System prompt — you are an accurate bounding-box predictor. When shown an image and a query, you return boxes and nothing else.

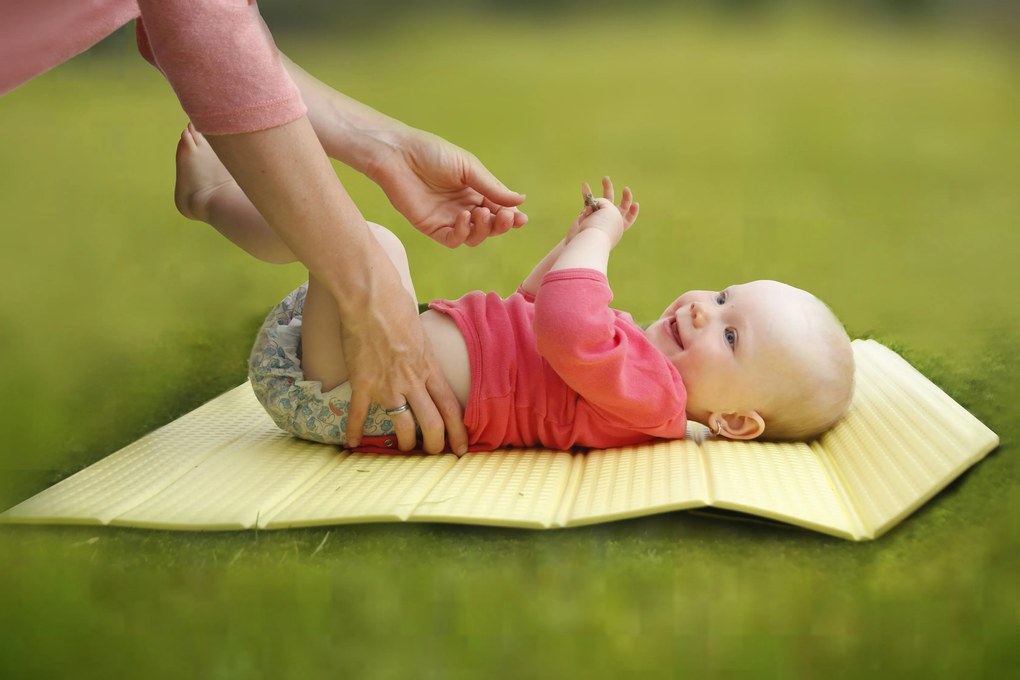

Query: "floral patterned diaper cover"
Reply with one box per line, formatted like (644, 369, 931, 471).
(248, 283, 398, 445)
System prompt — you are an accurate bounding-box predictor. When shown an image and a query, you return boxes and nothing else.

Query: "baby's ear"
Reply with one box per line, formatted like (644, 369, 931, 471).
(713, 411, 765, 440)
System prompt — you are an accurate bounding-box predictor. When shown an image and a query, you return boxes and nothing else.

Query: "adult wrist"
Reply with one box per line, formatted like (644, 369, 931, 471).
(314, 239, 407, 319)
(319, 106, 412, 179)
(357, 125, 420, 184)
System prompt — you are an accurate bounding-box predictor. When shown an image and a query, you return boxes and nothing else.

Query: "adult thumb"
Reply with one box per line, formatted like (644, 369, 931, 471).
(465, 161, 525, 207)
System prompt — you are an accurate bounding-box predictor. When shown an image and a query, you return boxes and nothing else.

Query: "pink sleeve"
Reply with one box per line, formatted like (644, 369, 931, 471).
(135, 0, 306, 135)
(515, 285, 536, 303)
(533, 269, 687, 430)
(0, 0, 140, 96)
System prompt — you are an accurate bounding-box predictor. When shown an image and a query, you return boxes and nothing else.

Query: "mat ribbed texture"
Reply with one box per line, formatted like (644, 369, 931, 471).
(1, 341, 998, 539)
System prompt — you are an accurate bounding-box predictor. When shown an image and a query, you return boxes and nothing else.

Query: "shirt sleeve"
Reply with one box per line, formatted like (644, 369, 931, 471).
(135, 0, 306, 135)
(533, 268, 686, 431)
(515, 285, 536, 303)
(0, 0, 140, 96)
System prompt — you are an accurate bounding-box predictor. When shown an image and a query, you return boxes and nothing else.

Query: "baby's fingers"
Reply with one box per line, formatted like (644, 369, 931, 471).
(624, 201, 640, 228)
(581, 181, 603, 214)
(619, 186, 633, 213)
(601, 176, 615, 203)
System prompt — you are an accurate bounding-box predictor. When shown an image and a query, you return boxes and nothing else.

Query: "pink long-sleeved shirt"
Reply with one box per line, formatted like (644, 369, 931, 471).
(1, 0, 305, 134)
(424, 269, 688, 451)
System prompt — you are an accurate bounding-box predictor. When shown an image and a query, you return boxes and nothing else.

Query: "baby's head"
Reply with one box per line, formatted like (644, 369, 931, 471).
(645, 280, 854, 441)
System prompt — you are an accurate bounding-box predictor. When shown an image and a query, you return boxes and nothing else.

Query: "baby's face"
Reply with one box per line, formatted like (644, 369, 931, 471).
(644, 280, 819, 420)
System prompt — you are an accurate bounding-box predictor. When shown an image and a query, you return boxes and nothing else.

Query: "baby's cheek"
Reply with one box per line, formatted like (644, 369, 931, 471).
(674, 352, 715, 388)
(672, 355, 695, 381)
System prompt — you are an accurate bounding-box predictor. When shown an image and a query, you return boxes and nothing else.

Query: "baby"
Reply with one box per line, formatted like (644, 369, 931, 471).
(176, 131, 854, 453)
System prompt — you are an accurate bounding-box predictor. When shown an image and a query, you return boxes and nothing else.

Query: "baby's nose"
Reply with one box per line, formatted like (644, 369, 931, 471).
(690, 302, 705, 328)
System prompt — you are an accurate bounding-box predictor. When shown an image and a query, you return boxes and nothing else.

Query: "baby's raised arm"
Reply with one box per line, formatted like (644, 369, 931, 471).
(520, 177, 638, 294)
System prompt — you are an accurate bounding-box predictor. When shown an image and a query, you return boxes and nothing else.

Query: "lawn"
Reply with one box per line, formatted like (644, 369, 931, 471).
(1, 6, 1017, 678)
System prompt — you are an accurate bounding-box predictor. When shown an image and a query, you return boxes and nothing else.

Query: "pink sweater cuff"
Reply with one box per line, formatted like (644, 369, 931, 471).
(136, 0, 306, 135)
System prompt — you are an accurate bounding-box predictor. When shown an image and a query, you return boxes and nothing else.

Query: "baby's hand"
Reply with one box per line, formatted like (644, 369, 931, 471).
(566, 176, 639, 248)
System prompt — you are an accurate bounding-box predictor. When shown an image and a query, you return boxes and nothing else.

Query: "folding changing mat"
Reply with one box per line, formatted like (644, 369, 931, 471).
(0, 340, 999, 540)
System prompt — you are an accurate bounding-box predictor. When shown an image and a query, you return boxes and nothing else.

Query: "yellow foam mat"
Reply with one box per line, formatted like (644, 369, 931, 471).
(1, 340, 999, 540)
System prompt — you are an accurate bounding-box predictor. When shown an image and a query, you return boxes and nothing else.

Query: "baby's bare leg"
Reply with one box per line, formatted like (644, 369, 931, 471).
(174, 124, 298, 264)
(302, 223, 418, 390)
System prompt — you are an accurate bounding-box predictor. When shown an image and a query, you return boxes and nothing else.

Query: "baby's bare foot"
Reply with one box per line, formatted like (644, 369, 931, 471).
(174, 124, 236, 223)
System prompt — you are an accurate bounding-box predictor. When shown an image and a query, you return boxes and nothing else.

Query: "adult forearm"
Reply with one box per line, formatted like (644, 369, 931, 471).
(281, 55, 410, 176)
(205, 115, 388, 309)
(208, 115, 465, 454)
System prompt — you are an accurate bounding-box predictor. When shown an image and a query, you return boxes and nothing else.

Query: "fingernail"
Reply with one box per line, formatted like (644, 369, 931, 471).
(457, 444, 468, 456)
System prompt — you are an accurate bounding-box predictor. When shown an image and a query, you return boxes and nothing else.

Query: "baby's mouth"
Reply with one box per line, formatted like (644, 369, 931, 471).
(669, 318, 684, 349)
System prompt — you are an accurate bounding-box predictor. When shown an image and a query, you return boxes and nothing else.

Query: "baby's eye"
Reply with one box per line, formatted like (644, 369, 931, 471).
(724, 328, 737, 347)
(715, 292, 727, 305)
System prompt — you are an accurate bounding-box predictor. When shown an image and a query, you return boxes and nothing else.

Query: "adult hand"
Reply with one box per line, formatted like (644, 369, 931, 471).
(367, 129, 528, 248)
(204, 117, 468, 454)
(339, 268, 467, 455)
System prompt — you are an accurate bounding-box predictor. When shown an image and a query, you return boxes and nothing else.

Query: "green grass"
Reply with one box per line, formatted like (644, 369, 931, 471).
(1, 8, 1018, 678)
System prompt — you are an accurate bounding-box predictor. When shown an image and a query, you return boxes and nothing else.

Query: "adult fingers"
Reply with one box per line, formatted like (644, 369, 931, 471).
(481, 197, 528, 229)
(419, 347, 467, 454)
(383, 351, 464, 454)
(345, 353, 444, 453)
(389, 393, 425, 452)
(471, 205, 493, 229)
(464, 158, 525, 208)
(437, 210, 472, 248)
(338, 281, 432, 450)
(491, 207, 516, 237)
(345, 390, 371, 448)
(476, 204, 515, 238)
(429, 370, 468, 455)
(464, 206, 495, 247)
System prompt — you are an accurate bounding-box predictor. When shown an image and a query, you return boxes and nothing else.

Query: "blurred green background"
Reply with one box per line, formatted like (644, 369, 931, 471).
(1, 1, 1018, 677)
